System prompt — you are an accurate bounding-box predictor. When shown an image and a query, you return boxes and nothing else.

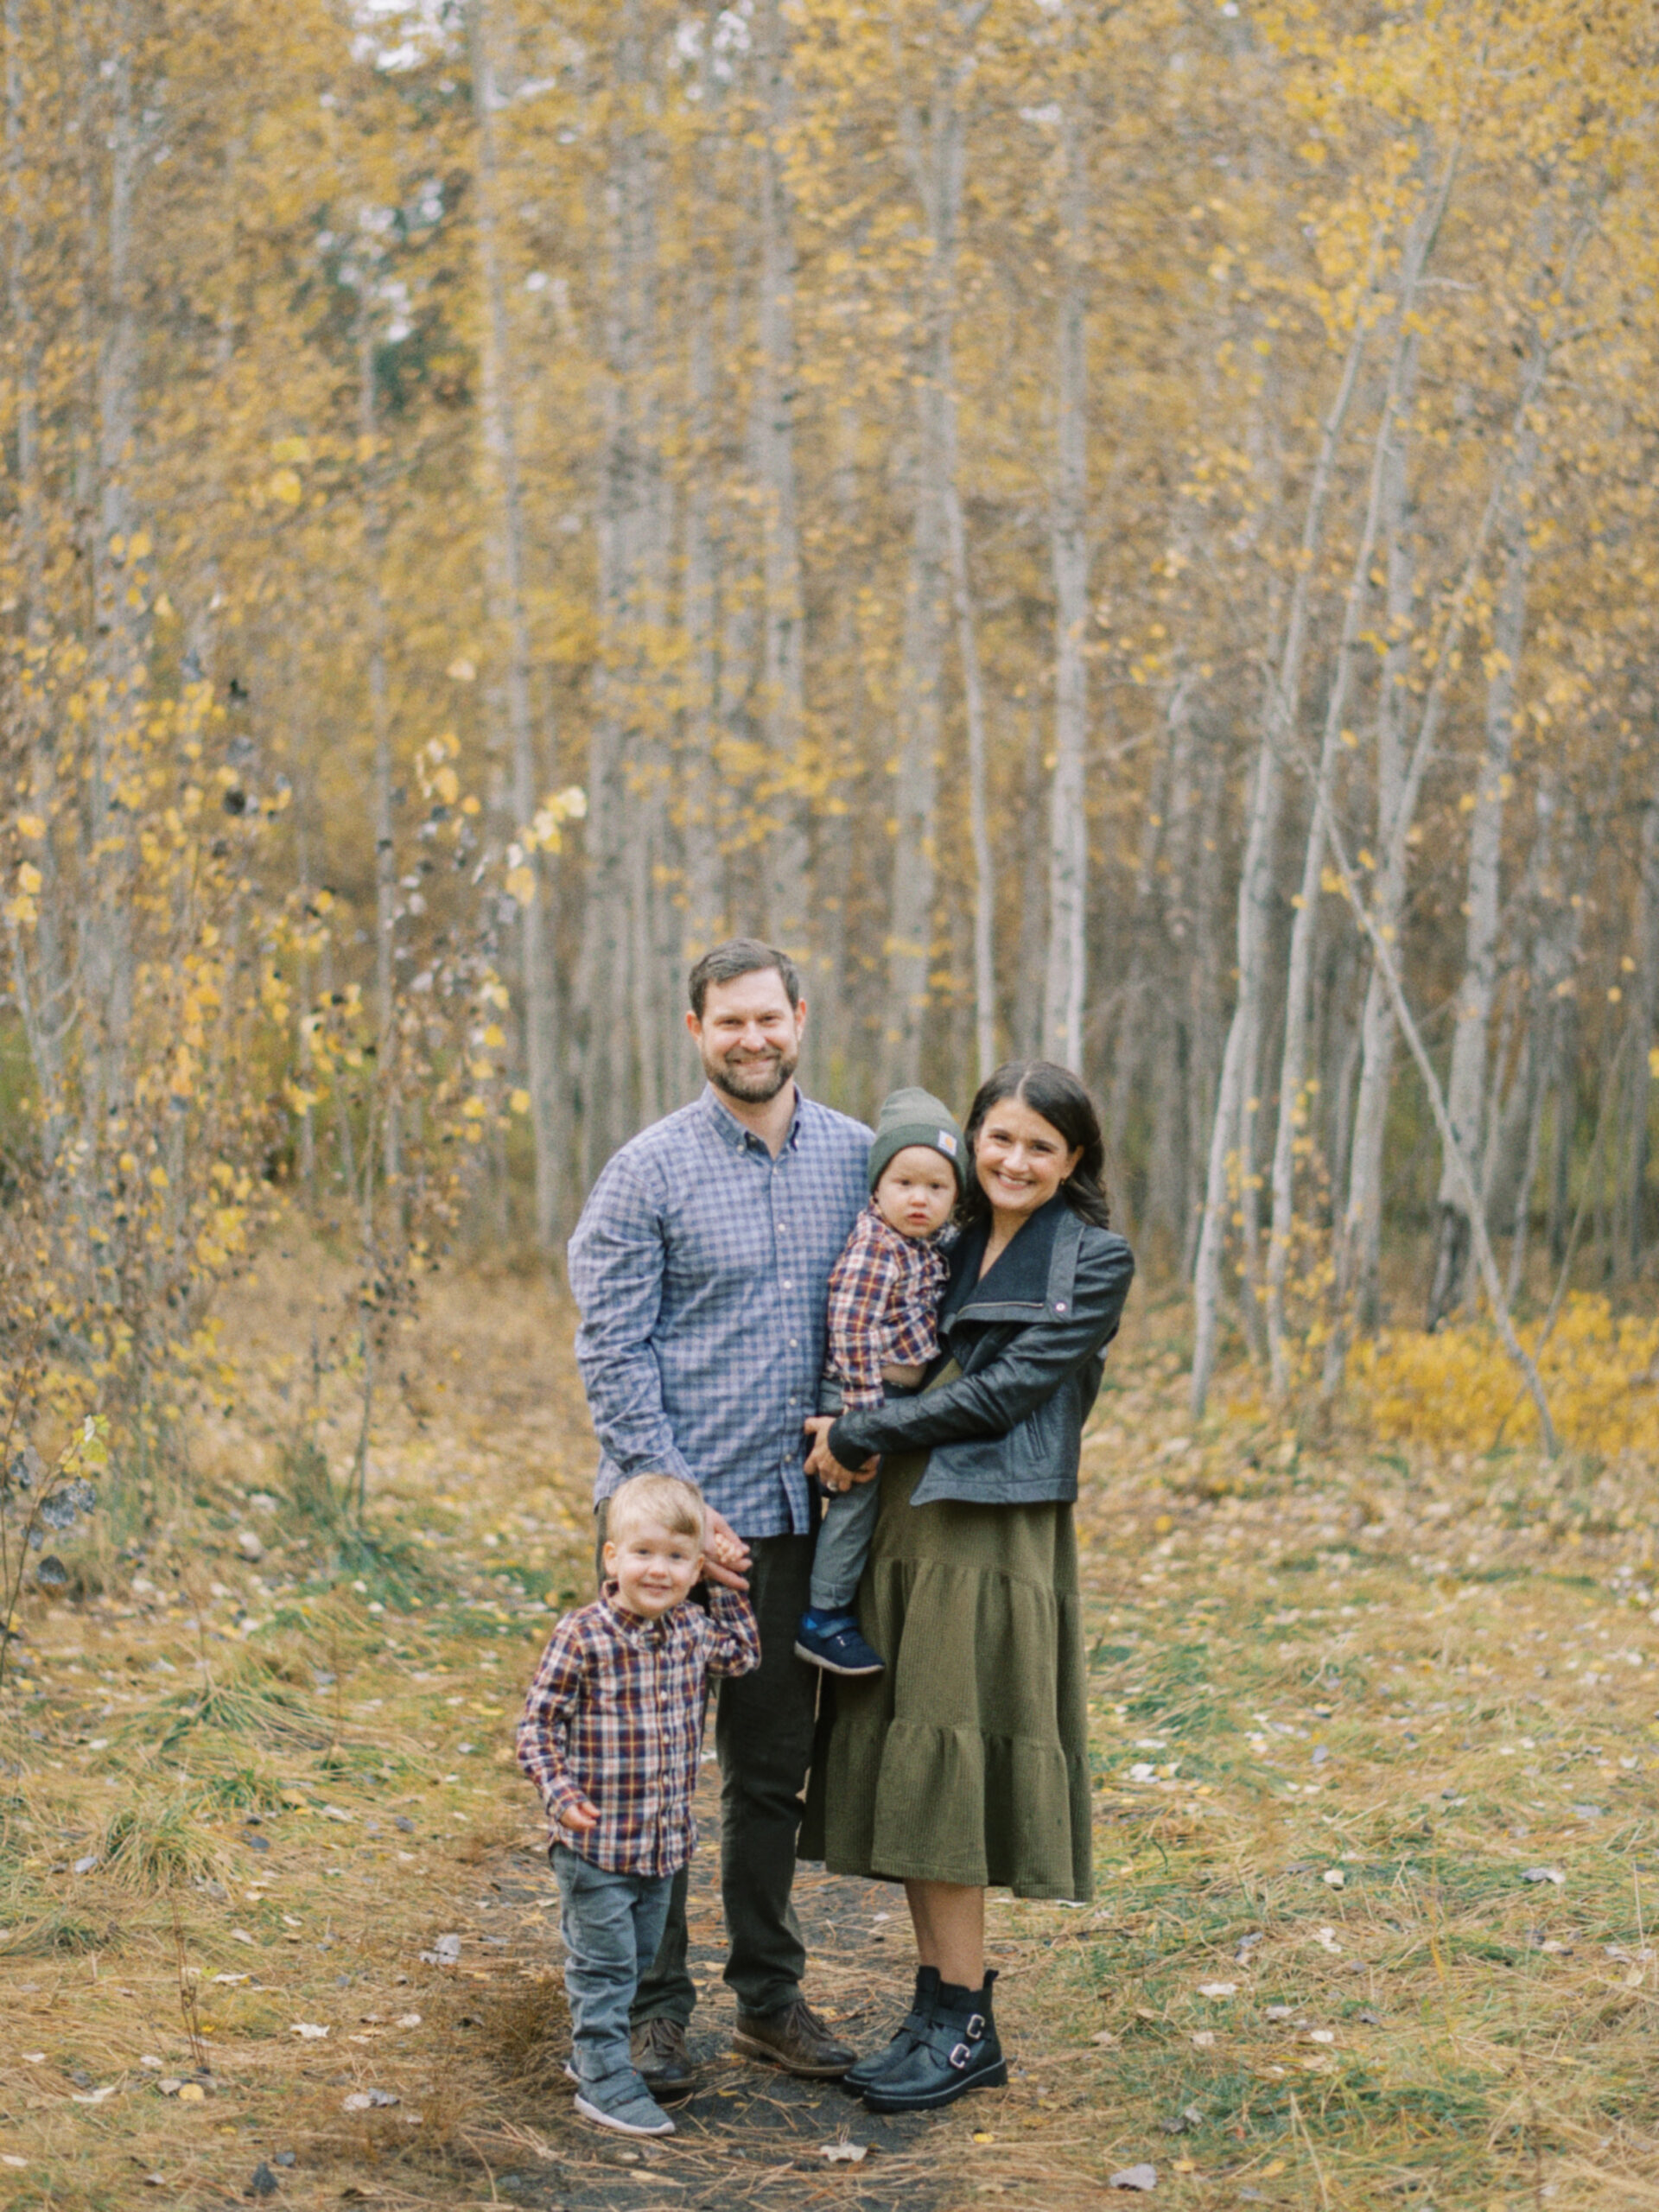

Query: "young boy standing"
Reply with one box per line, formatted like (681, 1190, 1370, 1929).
(794, 1087, 965, 1677)
(516, 1472, 760, 2137)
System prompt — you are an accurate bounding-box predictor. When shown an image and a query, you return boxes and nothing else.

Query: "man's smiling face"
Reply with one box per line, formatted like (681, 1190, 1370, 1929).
(688, 967, 805, 1104)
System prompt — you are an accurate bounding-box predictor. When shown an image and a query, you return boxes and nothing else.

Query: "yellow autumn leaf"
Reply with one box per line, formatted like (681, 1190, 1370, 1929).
(483, 1024, 506, 1049)
(16, 862, 41, 895)
(434, 765, 460, 806)
(505, 866, 535, 905)
(268, 467, 303, 506)
(16, 814, 45, 840)
(509, 1089, 530, 1115)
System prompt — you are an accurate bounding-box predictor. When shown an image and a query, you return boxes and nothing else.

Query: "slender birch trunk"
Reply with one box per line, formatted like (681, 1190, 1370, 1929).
(358, 311, 399, 1198)
(1331, 392, 1416, 1357)
(1043, 85, 1090, 1072)
(470, 0, 565, 1247)
(5, 0, 68, 1173)
(1267, 157, 1452, 1392)
(752, 0, 809, 975)
(1265, 322, 1430, 1393)
(942, 460, 995, 1082)
(1426, 429, 1536, 1326)
(680, 255, 723, 959)
(579, 8, 656, 1176)
(1189, 298, 1374, 1417)
(887, 48, 970, 1087)
(1622, 785, 1659, 1274)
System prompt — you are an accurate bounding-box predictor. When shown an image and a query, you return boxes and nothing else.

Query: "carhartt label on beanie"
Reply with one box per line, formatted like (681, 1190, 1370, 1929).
(868, 1086, 968, 1195)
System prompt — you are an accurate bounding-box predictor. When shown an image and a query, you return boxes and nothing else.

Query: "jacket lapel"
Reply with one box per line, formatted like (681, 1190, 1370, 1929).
(944, 1196, 1081, 1327)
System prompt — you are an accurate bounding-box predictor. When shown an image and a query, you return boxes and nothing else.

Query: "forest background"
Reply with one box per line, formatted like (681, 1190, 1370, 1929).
(1, 0, 1657, 1459)
(6, 6, 1659, 2208)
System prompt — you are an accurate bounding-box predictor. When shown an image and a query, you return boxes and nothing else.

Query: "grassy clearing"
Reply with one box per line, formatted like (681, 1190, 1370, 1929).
(2, 1249, 1658, 2209)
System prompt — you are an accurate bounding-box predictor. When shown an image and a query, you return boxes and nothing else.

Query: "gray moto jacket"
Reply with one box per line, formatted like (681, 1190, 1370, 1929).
(824, 1194, 1135, 1508)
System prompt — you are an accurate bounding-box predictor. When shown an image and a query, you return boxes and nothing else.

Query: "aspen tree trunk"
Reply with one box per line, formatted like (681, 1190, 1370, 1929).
(358, 312, 400, 1194)
(1108, 689, 1184, 1179)
(1183, 726, 1226, 1279)
(80, 7, 143, 1150)
(1265, 315, 1427, 1395)
(579, 4, 657, 1176)
(1426, 435, 1535, 1327)
(5, 0, 68, 1173)
(817, 397, 862, 1102)
(752, 0, 810, 973)
(1043, 84, 1089, 1073)
(680, 251, 723, 960)
(1267, 157, 1452, 1393)
(1189, 302, 1373, 1418)
(1618, 786, 1659, 1275)
(887, 45, 971, 1088)
(470, 0, 565, 1247)
(1333, 403, 1414, 1351)
(942, 463, 995, 1082)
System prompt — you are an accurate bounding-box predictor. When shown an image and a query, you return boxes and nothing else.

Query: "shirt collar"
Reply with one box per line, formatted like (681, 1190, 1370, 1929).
(698, 1081, 806, 1157)
(600, 1582, 675, 1643)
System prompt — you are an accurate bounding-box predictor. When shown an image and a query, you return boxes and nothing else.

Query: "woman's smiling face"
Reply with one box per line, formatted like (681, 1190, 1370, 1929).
(973, 1095, 1083, 1223)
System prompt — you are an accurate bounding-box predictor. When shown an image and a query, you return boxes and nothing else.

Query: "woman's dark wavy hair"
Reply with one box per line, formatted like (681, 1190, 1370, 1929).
(960, 1060, 1112, 1230)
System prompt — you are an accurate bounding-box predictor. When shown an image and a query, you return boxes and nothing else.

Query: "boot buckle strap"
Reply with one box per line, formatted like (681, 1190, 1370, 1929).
(948, 2040, 972, 2069)
(965, 2012, 985, 2037)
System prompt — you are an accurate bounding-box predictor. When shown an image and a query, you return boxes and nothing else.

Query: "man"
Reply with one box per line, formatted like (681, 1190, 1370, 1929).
(566, 939, 871, 2092)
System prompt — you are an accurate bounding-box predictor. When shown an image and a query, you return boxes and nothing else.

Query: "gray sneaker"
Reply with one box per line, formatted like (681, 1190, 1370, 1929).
(573, 2067, 675, 2138)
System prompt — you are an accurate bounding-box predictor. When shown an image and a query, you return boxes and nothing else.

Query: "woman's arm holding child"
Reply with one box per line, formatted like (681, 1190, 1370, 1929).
(516, 1619, 601, 1833)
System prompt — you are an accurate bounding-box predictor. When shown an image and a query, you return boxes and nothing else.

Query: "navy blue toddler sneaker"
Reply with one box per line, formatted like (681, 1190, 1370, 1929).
(794, 1610, 885, 1676)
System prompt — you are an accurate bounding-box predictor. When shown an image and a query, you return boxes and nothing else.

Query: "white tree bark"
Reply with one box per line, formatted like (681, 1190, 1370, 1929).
(358, 310, 399, 1195)
(1189, 297, 1375, 1418)
(752, 0, 809, 970)
(887, 36, 973, 1086)
(1426, 426, 1536, 1325)
(470, 0, 565, 1247)
(1267, 156, 1455, 1393)
(1043, 84, 1089, 1072)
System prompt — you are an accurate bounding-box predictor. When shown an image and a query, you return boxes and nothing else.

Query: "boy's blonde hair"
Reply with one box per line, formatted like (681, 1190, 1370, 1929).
(606, 1471, 706, 1547)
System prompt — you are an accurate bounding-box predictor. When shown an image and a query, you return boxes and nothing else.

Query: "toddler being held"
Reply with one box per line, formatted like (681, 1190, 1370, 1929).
(794, 1087, 964, 1678)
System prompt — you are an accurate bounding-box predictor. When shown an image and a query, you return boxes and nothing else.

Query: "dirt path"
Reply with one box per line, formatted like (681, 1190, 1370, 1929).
(470, 1784, 982, 2212)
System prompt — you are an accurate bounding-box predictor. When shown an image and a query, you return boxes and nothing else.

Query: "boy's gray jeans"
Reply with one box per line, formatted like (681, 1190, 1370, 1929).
(551, 1843, 673, 2090)
(808, 1477, 880, 1612)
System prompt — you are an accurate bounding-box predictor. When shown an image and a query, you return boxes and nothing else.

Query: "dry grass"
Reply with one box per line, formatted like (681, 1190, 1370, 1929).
(2, 1245, 1658, 2209)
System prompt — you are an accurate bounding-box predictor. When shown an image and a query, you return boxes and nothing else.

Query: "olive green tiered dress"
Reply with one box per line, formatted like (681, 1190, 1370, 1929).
(803, 1366, 1093, 1902)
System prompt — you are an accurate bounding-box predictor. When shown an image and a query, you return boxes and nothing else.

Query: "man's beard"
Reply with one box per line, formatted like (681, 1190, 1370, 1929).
(704, 1041, 798, 1103)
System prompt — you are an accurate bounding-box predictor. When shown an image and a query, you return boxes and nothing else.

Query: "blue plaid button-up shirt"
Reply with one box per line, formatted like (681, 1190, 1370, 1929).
(568, 1084, 872, 1538)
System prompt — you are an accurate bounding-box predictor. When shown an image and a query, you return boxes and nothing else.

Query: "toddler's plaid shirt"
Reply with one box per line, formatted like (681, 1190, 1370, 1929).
(516, 1585, 759, 1876)
(823, 1200, 951, 1409)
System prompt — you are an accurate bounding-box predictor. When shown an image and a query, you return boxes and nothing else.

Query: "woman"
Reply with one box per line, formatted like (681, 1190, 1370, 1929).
(801, 1060, 1134, 2114)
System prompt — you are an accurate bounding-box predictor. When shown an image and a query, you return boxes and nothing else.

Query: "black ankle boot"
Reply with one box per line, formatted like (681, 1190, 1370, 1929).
(842, 1967, 941, 2094)
(861, 1970, 1005, 2113)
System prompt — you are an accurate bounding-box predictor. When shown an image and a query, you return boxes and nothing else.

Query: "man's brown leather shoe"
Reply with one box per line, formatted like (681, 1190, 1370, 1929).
(733, 1997, 856, 2079)
(630, 2016, 696, 2098)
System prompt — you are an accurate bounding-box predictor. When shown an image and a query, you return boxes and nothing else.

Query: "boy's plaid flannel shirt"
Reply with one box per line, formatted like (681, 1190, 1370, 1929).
(823, 1200, 950, 1410)
(515, 1585, 759, 1877)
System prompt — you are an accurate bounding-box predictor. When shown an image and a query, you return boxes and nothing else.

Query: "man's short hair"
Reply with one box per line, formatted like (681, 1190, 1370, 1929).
(688, 939, 801, 1020)
(607, 1471, 707, 1546)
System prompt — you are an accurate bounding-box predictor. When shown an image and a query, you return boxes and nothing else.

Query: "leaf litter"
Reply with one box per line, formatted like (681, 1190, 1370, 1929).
(5, 1257, 1659, 2207)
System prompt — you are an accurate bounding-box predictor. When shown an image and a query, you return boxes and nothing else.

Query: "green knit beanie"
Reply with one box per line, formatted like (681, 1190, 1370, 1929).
(868, 1086, 968, 1196)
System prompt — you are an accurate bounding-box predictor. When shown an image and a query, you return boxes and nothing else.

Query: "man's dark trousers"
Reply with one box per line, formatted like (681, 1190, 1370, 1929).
(593, 1507, 818, 2024)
